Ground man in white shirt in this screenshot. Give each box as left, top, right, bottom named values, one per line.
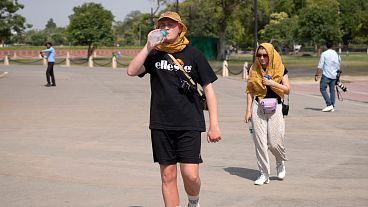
left=314, top=41, right=341, bottom=112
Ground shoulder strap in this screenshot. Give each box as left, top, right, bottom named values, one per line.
left=167, top=54, right=195, bottom=84
left=167, top=53, right=204, bottom=97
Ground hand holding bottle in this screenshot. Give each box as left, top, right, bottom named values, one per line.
left=147, top=29, right=167, bottom=47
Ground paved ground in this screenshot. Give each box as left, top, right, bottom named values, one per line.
left=1, top=65, right=368, bottom=207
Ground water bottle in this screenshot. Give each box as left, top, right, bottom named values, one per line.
left=248, top=121, right=253, bottom=135
left=148, top=29, right=167, bottom=44
left=283, top=94, right=289, bottom=105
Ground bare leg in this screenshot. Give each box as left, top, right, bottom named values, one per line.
left=160, top=164, right=179, bottom=207
left=180, top=163, right=201, bottom=196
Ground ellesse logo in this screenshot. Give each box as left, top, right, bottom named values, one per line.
left=154, top=60, right=192, bottom=72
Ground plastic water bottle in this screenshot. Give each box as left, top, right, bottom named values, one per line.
left=148, top=30, right=167, bottom=44
left=284, top=94, right=289, bottom=105
left=248, top=121, right=253, bottom=135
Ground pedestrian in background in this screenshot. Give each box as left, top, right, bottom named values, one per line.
left=127, top=11, right=221, bottom=207
left=315, top=40, right=341, bottom=112
left=40, top=42, right=56, bottom=87
left=244, top=43, right=290, bottom=185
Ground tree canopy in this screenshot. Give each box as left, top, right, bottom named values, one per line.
left=66, top=2, right=114, bottom=57
left=45, top=18, right=57, bottom=30
left=2, top=0, right=368, bottom=59
left=298, top=0, right=342, bottom=48
left=0, top=0, right=29, bottom=46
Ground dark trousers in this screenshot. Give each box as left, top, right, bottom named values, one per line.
left=46, top=62, right=55, bottom=85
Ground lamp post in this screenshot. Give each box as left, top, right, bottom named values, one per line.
left=176, top=0, right=179, bottom=13
left=253, top=0, right=258, bottom=63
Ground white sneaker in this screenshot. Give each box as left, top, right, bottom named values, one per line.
left=322, top=105, right=334, bottom=112
left=188, top=203, right=200, bottom=207
left=276, top=161, right=286, bottom=179
left=254, top=174, right=269, bottom=185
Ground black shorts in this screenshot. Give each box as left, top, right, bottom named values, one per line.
left=150, top=129, right=203, bottom=165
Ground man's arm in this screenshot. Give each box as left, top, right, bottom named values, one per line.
left=203, top=83, right=221, bottom=143
left=127, top=30, right=163, bottom=77
left=127, top=44, right=151, bottom=76
left=315, top=68, right=321, bottom=81
left=315, top=54, right=324, bottom=81
left=42, top=48, right=53, bottom=52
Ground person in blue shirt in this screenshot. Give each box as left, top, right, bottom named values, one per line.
left=314, top=41, right=341, bottom=112
left=41, top=42, right=56, bottom=87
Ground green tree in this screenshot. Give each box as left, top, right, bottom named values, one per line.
left=225, top=10, right=247, bottom=51
left=338, top=0, right=368, bottom=45
left=43, top=19, right=66, bottom=46
left=271, top=0, right=294, bottom=14
left=66, top=2, right=114, bottom=57
left=22, top=20, right=66, bottom=46
left=45, top=18, right=57, bottom=30
left=168, top=0, right=247, bottom=60
left=210, top=0, right=243, bottom=60
left=113, top=11, right=152, bottom=46
left=298, top=0, right=342, bottom=50
left=0, top=0, right=29, bottom=46
left=271, top=0, right=306, bottom=15
left=24, top=30, right=47, bottom=46
left=260, top=12, right=298, bottom=53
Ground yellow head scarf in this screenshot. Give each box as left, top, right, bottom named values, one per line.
left=154, top=11, right=189, bottom=53
left=246, top=43, right=285, bottom=99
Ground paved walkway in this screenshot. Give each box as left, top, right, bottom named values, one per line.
left=1, top=65, right=368, bottom=207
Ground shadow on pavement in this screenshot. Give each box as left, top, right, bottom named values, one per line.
left=224, top=167, right=259, bottom=181
left=304, top=107, right=321, bottom=111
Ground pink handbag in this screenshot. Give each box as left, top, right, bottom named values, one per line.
left=259, top=98, right=278, bottom=113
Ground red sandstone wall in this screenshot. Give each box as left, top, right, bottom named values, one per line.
left=0, top=49, right=141, bottom=58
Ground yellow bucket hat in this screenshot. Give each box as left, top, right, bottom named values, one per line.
left=156, top=11, right=187, bottom=33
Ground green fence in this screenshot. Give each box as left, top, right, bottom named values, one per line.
left=190, top=37, right=218, bottom=60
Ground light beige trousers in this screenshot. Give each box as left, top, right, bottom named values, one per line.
left=251, top=101, right=287, bottom=176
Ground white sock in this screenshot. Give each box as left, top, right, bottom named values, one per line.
left=188, top=195, right=200, bottom=207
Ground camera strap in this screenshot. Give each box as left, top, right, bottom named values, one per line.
left=336, top=85, right=343, bottom=101
left=167, top=53, right=204, bottom=97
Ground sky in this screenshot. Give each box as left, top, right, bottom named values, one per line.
left=17, top=0, right=158, bottom=29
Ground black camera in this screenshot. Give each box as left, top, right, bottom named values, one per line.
left=336, top=81, right=347, bottom=92
left=336, top=70, right=348, bottom=92
left=179, top=80, right=197, bottom=95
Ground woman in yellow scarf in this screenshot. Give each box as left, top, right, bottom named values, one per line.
left=244, top=43, right=291, bottom=185
left=127, top=11, right=221, bottom=207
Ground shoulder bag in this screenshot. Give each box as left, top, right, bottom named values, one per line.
left=167, top=54, right=208, bottom=111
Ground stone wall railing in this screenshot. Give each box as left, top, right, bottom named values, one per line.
left=0, top=48, right=141, bottom=59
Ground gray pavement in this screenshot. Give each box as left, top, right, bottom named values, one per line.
left=1, top=65, right=368, bottom=207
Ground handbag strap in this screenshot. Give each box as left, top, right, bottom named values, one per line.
left=167, top=53, right=204, bottom=97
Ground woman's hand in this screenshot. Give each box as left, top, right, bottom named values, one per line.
left=244, top=111, right=252, bottom=123
left=262, top=77, right=275, bottom=86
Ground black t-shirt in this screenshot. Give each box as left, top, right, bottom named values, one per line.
left=263, top=68, right=288, bottom=103
left=140, top=46, right=218, bottom=131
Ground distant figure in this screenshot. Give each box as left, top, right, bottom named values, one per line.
left=244, top=43, right=290, bottom=185
left=40, top=42, right=56, bottom=87
left=315, top=41, right=340, bottom=112
left=117, top=51, right=122, bottom=58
